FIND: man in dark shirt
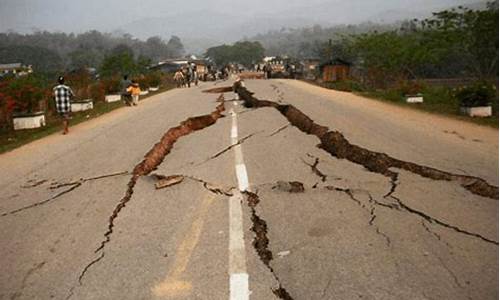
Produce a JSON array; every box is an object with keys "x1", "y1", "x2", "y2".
[
  {"x1": 121, "y1": 75, "x2": 133, "y2": 106},
  {"x1": 53, "y1": 76, "x2": 74, "y2": 135}
]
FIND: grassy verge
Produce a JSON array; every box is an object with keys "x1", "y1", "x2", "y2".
[
  {"x1": 357, "y1": 85, "x2": 498, "y2": 128},
  {"x1": 310, "y1": 80, "x2": 498, "y2": 128},
  {"x1": 0, "y1": 85, "x2": 174, "y2": 154}
]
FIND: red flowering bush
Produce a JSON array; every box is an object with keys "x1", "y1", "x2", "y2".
[
  {"x1": 145, "y1": 71, "x2": 162, "y2": 88},
  {"x1": 89, "y1": 83, "x2": 105, "y2": 102},
  {"x1": 0, "y1": 75, "x2": 51, "y2": 129},
  {"x1": 0, "y1": 81, "x2": 16, "y2": 128},
  {"x1": 66, "y1": 69, "x2": 93, "y2": 100},
  {"x1": 399, "y1": 80, "x2": 424, "y2": 96},
  {"x1": 100, "y1": 76, "x2": 121, "y2": 94},
  {"x1": 133, "y1": 75, "x2": 150, "y2": 89},
  {"x1": 1, "y1": 76, "x2": 48, "y2": 114}
]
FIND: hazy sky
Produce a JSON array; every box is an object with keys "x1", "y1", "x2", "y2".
[{"x1": 0, "y1": 0, "x2": 480, "y2": 37}]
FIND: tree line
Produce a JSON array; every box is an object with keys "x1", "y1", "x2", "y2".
[
  {"x1": 0, "y1": 31, "x2": 186, "y2": 75},
  {"x1": 250, "y1": 2, "x2": 498, "y2": 85},
  {"x1": 251, "y1": 22, "x2": 399, "y2": 59},
  {"x1": 205, "y1": 41, "x2": 265, "y2": 67}
]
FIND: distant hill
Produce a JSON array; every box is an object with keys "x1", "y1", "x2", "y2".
[
  {"x1": 115, "y1": 0, "x2": 489, "y2": 54},
  {"x1": 117, "y1": 10, "x2": 324, "y2": 54},
  {"x1": 248, "y1": 0, "x2": 493, "y2": 57},
  {"x1": 367, "y1": 0, "x2": 490, "y2": 23}
]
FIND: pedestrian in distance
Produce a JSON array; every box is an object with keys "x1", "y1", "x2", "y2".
[
  {"x1": 173, "y1": 70, "x2": 184, "y2": 88},
  {"x1": 184, "y1": 68, "x2": 192, "y2": 88},
  {"x1": 266, "y1": 64, "x2": 272, "y2": 80},
  {"x1": 127, "y1": 80, "x2": 141, "y2": 106},
  {"x1": 181, "y1": 68, "x2": 187, "y2": 87},
  {"x1": 193, "y1": 69, "x2": 199, "y2": 86},
  {"x1": 120, "y1": 75, "x2": 133, "y2": 106},
  {"x1": 53, "y1": 76, "x2": 74, "y2": 135}
]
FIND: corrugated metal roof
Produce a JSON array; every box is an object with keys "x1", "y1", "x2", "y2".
[{"x1": 0, "y1": 63, "x2": 22, "y2": 70}]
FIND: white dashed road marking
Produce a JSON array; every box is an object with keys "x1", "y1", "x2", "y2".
[{"x1": 229, "y1": 105, "x2": 250, "y2": 300}]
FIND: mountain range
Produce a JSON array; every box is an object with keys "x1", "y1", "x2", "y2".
[{"x1": 115, "y1": 0, "x2": 487, "y2": 53}]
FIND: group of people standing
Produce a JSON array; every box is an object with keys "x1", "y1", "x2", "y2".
[{"x1": 173, "y1": 64, "x2": 199, "y2": 88}]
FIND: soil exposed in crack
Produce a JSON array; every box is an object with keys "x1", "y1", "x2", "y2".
[
  {"x1": 244, "y1": 191, "x2": 294, "y2": 299},
  {"x1": 302, "y1": 154, "x2": 327, "y2": 183},
  {"x1": 151, "y1": 173, "x2": 235, "y2": 196},
  {"x1": 76, "y1": 100, "x2": 226, "y2": 287},
  {"x1": 273, "y1": 181, "x2": 305, "y2": 193},
  {"x1": 232, "y1": 83, "x2": 498, "y2": 200}
]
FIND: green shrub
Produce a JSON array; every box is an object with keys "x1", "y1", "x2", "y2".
[
  {"x1": 399, "y1": 81, "x2": 424, "y2": 96},
  {"x1": 146, "y1": 71, "x2": 162, "y2": 87},
  {"x1": 453, "y1": 81, "x2": 497, "y2": 107}
]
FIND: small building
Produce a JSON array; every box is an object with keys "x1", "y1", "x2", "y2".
[
  {"x1": 302, "y1": 58, "x2": 320, "y2": 73},
  {"x1": 190, "y1": 59, "x2": 208, "y2": 75},
  {"x1": 0, "y1": 63, "x2": 33, "y2": 77},
  {"x1": 149, "y1": 59, "x2": 188, "y2": 73},
  {"x1": 320, "y1": 59, "x2": 351, "y2": 82},
  {"x1": 301, "y1": 58, "x2": 320, "y2": 80}
]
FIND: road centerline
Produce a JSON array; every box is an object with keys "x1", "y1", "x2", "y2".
[{"x1": 229, "y1": 106, "x2": 250, "y2": 300}]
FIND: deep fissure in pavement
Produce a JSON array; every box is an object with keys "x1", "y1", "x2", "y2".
[
  {"x1": 76, "y1": 100, "x2": 226, "y2": 286},
  {"x1": 228, "y1": 83, "x2": 498, "y2": 244},
  {"x1": 228, "y1": 83, "x2": 498, "y2": 200},
  {"x1": 244, "y1": 191, "x2": 294, "y2": 300}
]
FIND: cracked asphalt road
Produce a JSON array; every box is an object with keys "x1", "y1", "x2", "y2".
[{"x1": 0, "y1": 79, "x2": 497, "y2": 300}]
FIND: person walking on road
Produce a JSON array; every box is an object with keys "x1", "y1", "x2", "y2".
[
  {"x1": 120, "y1": 75, "x2": 133, "y2": 105},
  {"x1": 193, "y1": 66, "x2": 199, "y2": 86},
  {"x1": 174, "y1": 70, "x2": 184, "y2": 88},
  {"x1": 265, "y1": 63, "x2": 272, "y2": 79},
  {"x1": 184, "y1": 67, "x2": 192, "y2": 88},
  {"x1": 127, "y1": 80, "x2": 141, "y2": 106},
  {"x1": 53, "y1": 76, "x2": 74, "y2": 135}
]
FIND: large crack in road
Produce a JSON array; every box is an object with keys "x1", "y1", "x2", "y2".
[
  {"x1": 221, "y1": 83, "x2": 498, "y2": 200},
  {"x1": 52, "y1": 83, "x2": 496, "y2": 298},
  {"x1": 203, "y1": 83, "x2": 498, "y2": 298},
  {"x1": 73, "y1": 99, "x2": 226, "y2": 291},
  {"x1": 244, "y1": 191, "x2": 294, "y2": 300},
  {"x1": 227, "y1": 83, "x2": 499, "y2": 246}
]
